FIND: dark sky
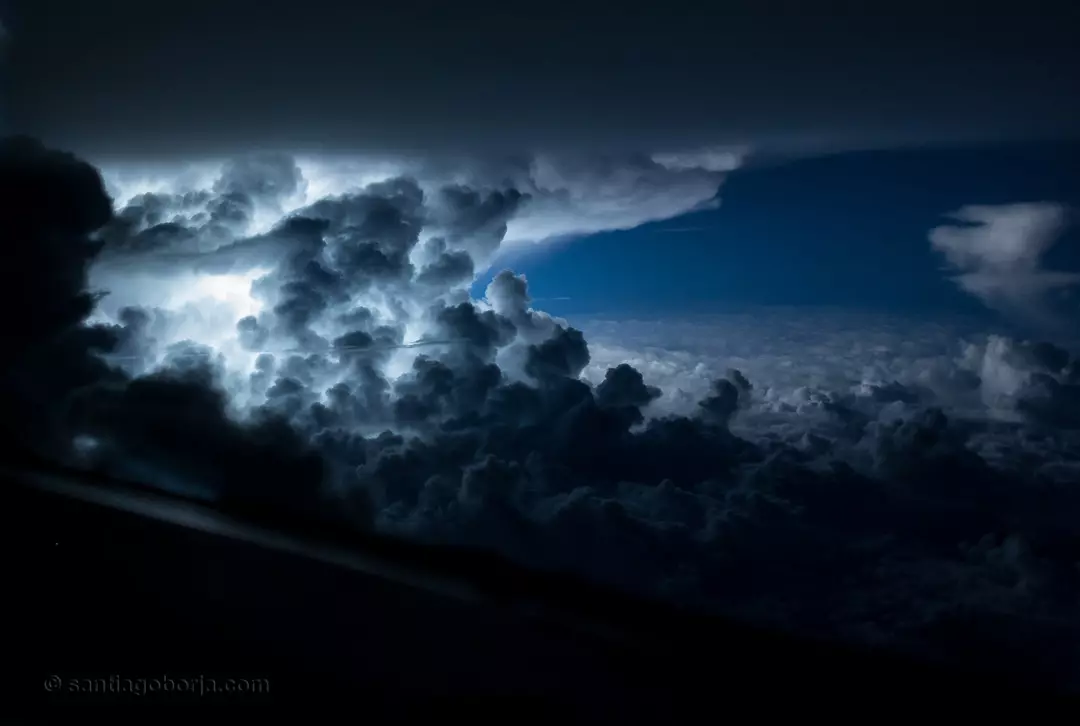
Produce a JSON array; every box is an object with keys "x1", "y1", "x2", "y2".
[{"x1": 5, "y1": 1, "x2": 1079, "y2": 161}]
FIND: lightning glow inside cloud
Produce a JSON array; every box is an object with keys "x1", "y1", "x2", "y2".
[{"x1": 89, "y1": 148, "x2": 744, "y2": 384}]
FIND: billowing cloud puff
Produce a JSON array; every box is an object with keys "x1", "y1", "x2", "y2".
[{"x1": 5, "y1": 139, "x2": 1080, "y2": 692}]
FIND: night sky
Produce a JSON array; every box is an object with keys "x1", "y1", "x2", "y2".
[
  {"x1": 7, "y1": 1, "x2": 1080, "y2": 159},
  {"x1": 487, "y1": 143, "x2": 1080, "y2": 320},
  {"x1": 4, "y1": 0, "x2": 1080, "y2": 698}
]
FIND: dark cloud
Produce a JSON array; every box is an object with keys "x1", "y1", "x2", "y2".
[
  {"x1": 433, "y1": 186, "x2": 528, "y2": 258},
  {"x1": 0, "y1": 136, "x2": 111, "y2": 346},
  {"x1": 595, "y1": 363, "x2": 661, "y2": 411},
  {"x1": 416, "y1": 247, "x2": 475, "y2": 288},
  {"x1": 1017, "y1": 374, "x2": 1080, "y2": 429},
  {"x1": 698, "y1": 375, "x2": 747, "y2": 427},
  {"x1": 71, "y1": 364, "x2": 325, "y2": 508},
  {"x1": 433, "y1": 302, "x2": 517, "y2": 362},
  {"x1": 524, "y1": 326, "x2": 590, "y2": 383},
  {"x1": 5, "y1": 139, "x2": 1080, "y2": 692},
  {"x1": 0, "y1": 136, "x2": 117, "y2": 458}
]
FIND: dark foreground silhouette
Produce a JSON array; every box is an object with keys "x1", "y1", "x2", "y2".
[{"x1": 2, "y1": 456, "x2": 1076, "y2": 722}]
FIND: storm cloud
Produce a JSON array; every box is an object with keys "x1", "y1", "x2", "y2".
[{"x1": 4, "y1": 139, "x2": 1080, "y2": 692}]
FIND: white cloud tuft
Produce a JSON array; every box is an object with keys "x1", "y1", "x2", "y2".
[{"x1": 929, "y1": 202, "x2": 1079, "y2": 323}]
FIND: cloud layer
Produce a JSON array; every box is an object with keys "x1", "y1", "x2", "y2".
[{"x1": 4, "y1": 138, "x2": 1080, "y2": 691}]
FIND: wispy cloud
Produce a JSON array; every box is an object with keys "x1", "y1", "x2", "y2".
[{"x1": 929, "y1": 202, "x2": 1079, "y2": 329}]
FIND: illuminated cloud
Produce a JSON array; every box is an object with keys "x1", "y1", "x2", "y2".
[
  {"x1": 100, "y1": 148, "x2": 744, "y2": 250},
  {"x1": 929, "y1": 202, "x2": 1079, "y2": 326}
]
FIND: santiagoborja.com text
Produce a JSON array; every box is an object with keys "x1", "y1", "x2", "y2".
[{"x1": 44, "y1": 673, "x2": 270, "y2": 697}]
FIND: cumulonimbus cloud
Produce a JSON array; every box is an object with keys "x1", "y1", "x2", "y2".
[{"x1": 6, "y1": 137, "x2": 1080, "y2": 689}]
